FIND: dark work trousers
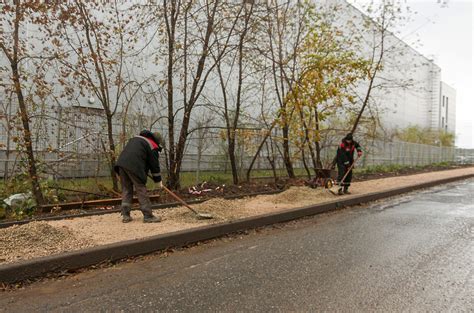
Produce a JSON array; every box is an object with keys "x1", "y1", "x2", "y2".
[
  {"x1": 118, "y1": 167, "x2": 153, "y2": 217},
  {"x1": 337, "y1": 164, "x2": 353, "y2": 188}
]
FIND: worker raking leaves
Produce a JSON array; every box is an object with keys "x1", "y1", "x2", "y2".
[
  {"x1": 333, "y1": 133, "x2": 363, "y2": 195},
  {"x1": 114, "y1": 130, "x2": 165, "y2": 223}
]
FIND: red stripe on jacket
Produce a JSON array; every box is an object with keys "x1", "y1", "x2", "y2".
[
  {"x1": 340, "y1": 142, "x2": 355, "y2": 153},
  {"x1": 145, "y1": 137, "x2": 158, "y2": 150}
]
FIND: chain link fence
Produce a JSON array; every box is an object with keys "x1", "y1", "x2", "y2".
[
  {"x1": 2, "y1": 105, "x2": 472, "y2": 180},
  {"x1": 1, "y1": 138, "x2": 473, "y2": 180}
]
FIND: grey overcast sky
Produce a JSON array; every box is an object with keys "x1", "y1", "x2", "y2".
[{"x1": 350, "y1": 0, "x2": 473, "y2": 148}]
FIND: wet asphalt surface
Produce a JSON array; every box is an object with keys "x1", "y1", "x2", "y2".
[{"x1": 1, "y1": 179, "x2": 473, "y2": 312}]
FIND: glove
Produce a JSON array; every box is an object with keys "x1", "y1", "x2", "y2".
[{"x1": 357, "y1": 151, "x2": 362, "y2": 157}]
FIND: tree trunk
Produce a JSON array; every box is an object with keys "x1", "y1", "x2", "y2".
[
  {"x1": 105, "y1": 113, "x2": 118, "y2": 191},
  {"x1": 281, "y1": 125, "x2": 295, "y2": 178},
  {"x1": 4, "y1": 101, "x2": 12, "y2": 182},
  {"x1": 314, "y1": 141, "x2": 323, "y2": 169},
  {"x1": 266, "y1": 8, "x2": 295, "y2": 180},
  {"x1": 246, "y1": 122, "x2": 277, "y2": 182},
  {"x1": 300, "y1": 146, "x2": 311, "y2": 179},
  {"x1": 166, "y1": 0, "x2": 218, "y2": 190},
  {"x1": 2, "y1": 1, "x2": 45, "y2": 205},
  {"x1": 265, "y1": 140, "x2": 278, "y2": 183},
  {"x1": 164, "y1": 0, "x2": 177, "y2": 189},
  {"x1": 167, "y1": 159, "x2": 181, "y2": 190},
  {"x1": 4, "y1": 137, "x2": 10, "y2": 182},
  {"x1": 352, "y1": 33, "x2": 384, "y2": 134},
  {"x1": 227, "y1": 3, "x2": 252, "y2": 185},
  {"x1": 228, "y1": 136, "x2": 239, "y2": 185},
  {"x1": 298, "y1": 107, "x2": 318, "y2": 174},
  {"x1": 218, "y1": 57, "x2": 239, "y2": 184},
  {"x1": 195, "y1": 140, "x2": 202, "y2": 184},
  {"x1": 11, "y1": 62, "x2": 45, "y2": 205},
  {"x1": 246, "y1": 137, "x2": 267, "y2": 182},
  {"x1": 306, "y1": 140, "x2": 318, "y2": 175},
  {"x1": 314, "y1": 108, "x2": 323, "y2": 168}
]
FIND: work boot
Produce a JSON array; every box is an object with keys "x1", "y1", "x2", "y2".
[
  {"x1": 122, "y1": 212, "x2": 132, "y2": 223},
  {"x1": 343, "y1": 187, "x2": 351, "y2": 194},
  {"x1": 143, "y1": 215, "x2": 162, "y2": 223},
  {"x1": 337, "y1": 188, "x2": 344, "y2": 195}
]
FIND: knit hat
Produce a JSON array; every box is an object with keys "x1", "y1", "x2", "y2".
[
  {"x1": 140, "y1": 130, "x2": 165, "y2": 150},
  {"x1": 152, "y1": 132, "x2": 165, "y2": 148},
  {"x1": 344, "y1": 133, "x2": 353, "y2": 141}
]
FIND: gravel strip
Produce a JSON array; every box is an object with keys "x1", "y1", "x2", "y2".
[
  {"x1": 1, "y1": 167, "x2": 473, "y2": 264},
  {"x1": 0, "y1": 222, "x2": 94, "y2": 264}
]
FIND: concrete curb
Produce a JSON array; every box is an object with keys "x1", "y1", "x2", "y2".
[{"x1": 1, "y1": 173, "x2": 472, "y2": 284}]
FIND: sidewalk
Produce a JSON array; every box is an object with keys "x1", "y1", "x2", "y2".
[{"x1": 1, "y1": 167, "x2": 473, "y2": 265}]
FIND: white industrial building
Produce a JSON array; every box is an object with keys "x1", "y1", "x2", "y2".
[
  {"x1": 374, "y1": 54, "x2": 456, "y2": 135},
  {"x1": 0, "y1": 0, "x2": 458, "y2": 178},
  {"x1": 329, "y1": 0, "x2": 456, "y2": 135},
  {"x1": 439, "y1": 82, "x2": 456, "y2": 133}
]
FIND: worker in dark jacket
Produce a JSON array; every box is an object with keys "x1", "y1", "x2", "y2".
[
  {"x1": 334, "y1": 133, "x2": 362, "y2": 195},
  {"x1": 114, "y1": 130, "x2": 165, "y2": 223}
]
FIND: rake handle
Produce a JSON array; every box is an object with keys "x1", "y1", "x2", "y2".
[
  {"x1": 146, "y1": 173, "x2": 199, "y2": 215},
  {"x1": 161, "y1": 185, "x2": 199, "y2": 215},
  {"x1": 339, "y1": 155, "x2": 361, "y2": 186}
]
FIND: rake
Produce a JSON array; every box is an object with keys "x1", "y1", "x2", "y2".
[
  {"x1": 161, "y1": 185, "x2": 214, "y2": 220},
  {"x1": 329, "y1": 155, "x2": 361, "y2": 195}
]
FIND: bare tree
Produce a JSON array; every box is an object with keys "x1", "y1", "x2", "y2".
[
  {"x1": 0, "y1": 91, "x2": 16, "y2": 181},
  {"x1": 53, "y1": 1, "x2": 145, "y2": 191},
  {"x1": 0, "y1": 1, "x2": 59, "y2": 205},
  {"x1": 212, "y1": 2, "x2": 256, "y2": 184},
  {"x1": 158, "y1": 0, "x2": 241, "y2": 189},
  {"x1": 350, "y1": 1, "x2": 415, "y2": 134},
  {"x1": 259, "y1": 0, "x2": 310, "y2": 178},
  {"x1": 243, "y1": 1, "x2": 311, "y2": 181}
]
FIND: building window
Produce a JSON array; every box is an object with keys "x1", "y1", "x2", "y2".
[
  {"x1": 442, "y1": 117, "x2": 445, "y2": 128},
  {"x1": 442, "y1": 95, "x2": 445, "y2": 107},
  {"x1": 446, "y1": 100, "x2": 449, "y2": 121}
]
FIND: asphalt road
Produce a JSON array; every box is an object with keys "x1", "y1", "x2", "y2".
[{"x1": 1, "y1": 179, "x2": 473, "y2": 312}]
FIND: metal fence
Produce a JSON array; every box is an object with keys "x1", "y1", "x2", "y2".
[
  {"x1": 1, "y1": 139, "x2": 473, "y2": 180},
  {"x1": 357, "y1": 140, "x2": 458, "y2": 167}
]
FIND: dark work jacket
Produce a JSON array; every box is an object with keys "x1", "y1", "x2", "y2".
[
  {"x1": 114, "y1": 136, "x2": 162, "y2": 184},
  {"x1": 335, "y1": 140, "x2": 362, "y2": 168}
]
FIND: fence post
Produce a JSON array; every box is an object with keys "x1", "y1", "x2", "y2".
[{"x1": 389, "y1": 142, "x2": 393, "y2": 165}]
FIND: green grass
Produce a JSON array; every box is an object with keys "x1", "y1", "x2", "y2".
[
  {"x1": 353, "y1": 161, "x2": 457, "y2": 175},
  {"x1": 0, "y1": 169, "x2": 285, "y2": 199},
  {"x1": 354, "y1": 164, "x2": 406, "y2": 175},
  {"x1": 178, "y1": 168, "x2": 309, "y2": 187}
]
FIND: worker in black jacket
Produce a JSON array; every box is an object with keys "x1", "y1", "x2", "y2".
[
  {"x1": 334, "y1": 133, "x2": 362, "y2": 195},
  {"x1": 114, "y1": 130, "x2": 164, "y2": 223}
]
